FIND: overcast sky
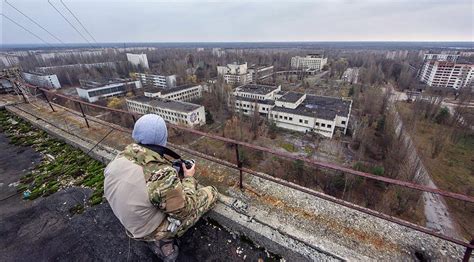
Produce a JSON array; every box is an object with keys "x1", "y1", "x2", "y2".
[{"x1": 1, "y1": 0, "x2": 473, "y2": 44}]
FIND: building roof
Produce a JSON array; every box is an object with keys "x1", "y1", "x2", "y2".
[
  {"x1": 78, "y1": 78, "x2": 134, "y2": 90},
  {"x1": 277, "y1": 92, "x2": 305, "y2": 103},
  {"x1": 234, "y1": 96, "x2": 275, "y2": 105},
  {"x1": 272, "y1": 95, "x2": 351, "y2": 121},
  {"x1": 127, "y1": 96, "x2": 201, "y2": 113},
  {"x1": 161, "y1": 84, "x2": 200, "y2": 95},
  {"x1": 142, "y1": 84, "x2": 200, "y2": 96},
  {"x1": 235, "y1": 84, "x2": 278, "y2": 95}
]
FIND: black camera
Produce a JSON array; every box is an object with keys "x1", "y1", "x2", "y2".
[{"x1": 172, "y1": 159, "x2": 195, "y2": 178}]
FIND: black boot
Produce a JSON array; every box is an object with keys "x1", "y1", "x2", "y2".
[{"x1": 148, "y1": 238, "x2": 179, "y2": 262}]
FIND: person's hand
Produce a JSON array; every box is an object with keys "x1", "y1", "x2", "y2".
[{"x1": 182, "y1": 162, "x2": 195, "y2": 178}]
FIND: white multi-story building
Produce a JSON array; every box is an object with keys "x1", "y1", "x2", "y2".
[
  {"x1": 248, "y1": 65, "x2": 274, "y2": 83},
  {"x1": 217, "y1": 62, "x2": 252, "y2": 85},
  {"x1": 76, "y1": 78, "x2": 141, "y2": 102},
  {"x1": 133, "y1": 72, "x2": 177, "y2": 88},
  {"x1": 22, "y1": 72, "x2": 61, "y2": 89},
  {"x1": 423, "y1": 53, "x2": 460, "y2": 62},
  {"x1": 291, "y1": 54, "x2": 328, "y2": 71},
  {"x1": 233, "y1": 85, "x2": 352, "y2": 138},
  {"x1": 126, "y1": 96, "x2": 205, "y2": 127},
  {"x1": 141, "y1": 84, "x2": 203, "y2": 102},
  {"x1": 126, "y1": 53, "x2": 149, "y2": 69},
  {"x1": 419, "y1": 61, "x2": 473, "y2": 90}
]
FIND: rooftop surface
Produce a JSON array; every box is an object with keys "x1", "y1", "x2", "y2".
[
  {"x1": 79, "y1": 78, "x2": 134, "y2": 90},
  {"x1": 277, "y1": 91, "x2": 305, "y2": 103},
  {"x1": 234, "y1": 96, "x2": 275, "y2": 105},
  {"x1": 272, "y1": 95, "x2": 352, "y2": 120},
  {"x1": 142, "y1": 84, "x2": 200, "y2": 95},
  {"x1": 127, "y1": 95, "x2": 201, "y2": 112},
  {"x1": 0, "y1": 132, "x2": 278, "y2": 262},
  {"x1": 235, "y1": 84, "x2": 279, "y2": 95}
]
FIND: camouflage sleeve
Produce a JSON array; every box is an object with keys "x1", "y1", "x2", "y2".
[{"x1": 147, "y1": 169, "x2": 200, "y2": 221}]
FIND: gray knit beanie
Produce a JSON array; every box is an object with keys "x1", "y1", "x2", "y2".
[{"x1": 132, "y1": 114, "x2": 168, "y2": 147}]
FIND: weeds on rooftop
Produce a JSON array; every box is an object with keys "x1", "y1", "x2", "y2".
[{"x1": 0, "y1": 109, "x2": 105, "y2": 206}]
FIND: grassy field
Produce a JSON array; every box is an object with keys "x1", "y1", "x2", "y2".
[{"x1": 397, "y1": 102, "x2": 474, "y2": 238}]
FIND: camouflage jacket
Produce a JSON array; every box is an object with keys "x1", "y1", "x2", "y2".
[{"x1": 119, "y1": 143, "x2": 198, "y2": 221}]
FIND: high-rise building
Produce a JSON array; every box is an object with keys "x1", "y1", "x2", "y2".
[
  {"x1": 419, "y1": 61, "x2": 473, "y2": 90},
  {"x1": 290, "y1": 54, "x2": 328, "y2": 71},
  {"x1": 126, "y1": 53, "x2": 149, "y2": 69},
  {"x1": 22, "y1": 72, "x2": 61, "y2": 89}
]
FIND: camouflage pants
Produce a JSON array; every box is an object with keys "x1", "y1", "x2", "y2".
[{"x1": 151, "y1": 186, "x2": 218, "y2": 240}]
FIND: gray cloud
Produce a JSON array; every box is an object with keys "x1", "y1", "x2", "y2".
[{"x1": 1, "y1": 0, "x2": 473, "y2": 44}]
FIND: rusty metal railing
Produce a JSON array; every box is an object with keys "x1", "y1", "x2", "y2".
[{"x1": 16, "y1": 84, "x2": 474, "y2": 260}]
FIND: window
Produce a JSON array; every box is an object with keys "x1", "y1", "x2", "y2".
[
  {"x1": 327, "y1": 125, "x2": 332, "y2": 128},
  {"x1": 299, "y1": 119, "x2": 302, "y2": 123},
  {"x1": 321, "y1": 123, "x2": 326, "y2": 127},
  {"x1": 304, "y1": 120, "x2": 308, "y2": 124},
  {"x1": 315, "y1": 122, "x2": 319, "y2": 126},
  {"x1": 341, "y1": 121, "x2": 346, "y2": 125},
  {"x1": 289, "y1": 117, "x2": 293, "y2": 121},
  {"x1": 284, "y1": 116, "x2": 288, "y2": 120}
]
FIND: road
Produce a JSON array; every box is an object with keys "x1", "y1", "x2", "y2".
[{"x1": 388, "y1": 87, "x2": 461, "y2": 239}]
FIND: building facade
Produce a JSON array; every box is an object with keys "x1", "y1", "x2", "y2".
[
  {"x1": 423, "y1": 53, "x2": 460, "y2": 62},
  {"x1": 22, "y1": 72, "x2": 61, "y2": 89},
  {"x1": 419, "y1": 61, "x2": 473, "y2": 90},
  {"x1": 126, "y1": 96, "x2": 205, "y2": 127},
  {"x1": 141, "y1": 84, "x2": 203, "y2": 102},
  {"x1": 290, "y1": 54, "x2": 328, "y2": 71},
  {"x1": 233, "y1": 85, "x2": 351, "y2": 138},
  {"x1": 248, "y1": 65, "x2": 274, "y2": 83},
  {"x1": 133, "y1": 72, "x2": 177, "y2": 88},
  {"x1": 76, "y1": 79, "x2": 141, "y2": 102},
  {"x1": 126, "y1": 53, "x2": 149, "y2": 69},
  {"x1": 217, "y1": 62, "x2": 252, "y2": 85}
]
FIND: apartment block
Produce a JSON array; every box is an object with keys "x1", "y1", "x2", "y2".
[
  {"x1": 22, "y1": 71, "x2": 61, "y2": 89},
  {"x1": 126, "y1": 53, "x2": 149, "y2": 69},
  {"x1": 419, "y1": 61, "x2": 473, "y2": 90},
  {"x1": 76, "y1": 78, "x2": 141, "y2": 102},
  {"x1": 248, "y1": 65, "x2": 274, "y2": 83},
  {"x1": 290, "y1": 54, "x2": 328, "y2": 71},
  {"x1": 133, "y1": 72, "x2": 177, "y2": 88},
  {"x1": 217, "y1": 62, "x2": 252, "y2": 85}
]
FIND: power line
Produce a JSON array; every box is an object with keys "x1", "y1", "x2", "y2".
[
  {"x1": 1, "y1": 13, "x2": 52, "y2": 46},
  {"x1": 47, "y1": 0, "x2": 93, "y2": 47},
  {"x1": 59, "y1": 0, "x2": 97, "y2": 44},
  {"x1": 4, "y1": 0, "x2": 65, "y2": 44}
]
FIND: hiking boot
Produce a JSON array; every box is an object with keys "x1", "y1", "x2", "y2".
[{"x1": 148, "y1": 238, "x2": 179, "y2": 262}]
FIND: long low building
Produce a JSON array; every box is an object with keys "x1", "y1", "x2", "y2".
[
  {"x1": 76, "y1": 78, "x2": 141, "y2": 102},
  {"x1": 126, "y1": 96, "x2": 205, "y2": 127},
  {"x1": 141, "y1": 84, "x2": 203, "y2": 102},
  {"x1": 233, "y1": 84, "x2": 351, "y2": 138}
]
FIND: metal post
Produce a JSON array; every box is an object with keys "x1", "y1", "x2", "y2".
[
  {"x1": 131, "y1": 114, "x2": 136, "y2": 124},
  {"x1": 234, "y1": 143, "x2": 243, "y2": 190},
  {"x1": 78, "y1": 102, "x2": 90, "y2": 128},
  {"x1": 41, "y1": 89, "x2": 55, "y2": 112},
  {"x1": 462, "y1": 237, "x2": 474, "y2": 262}
]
